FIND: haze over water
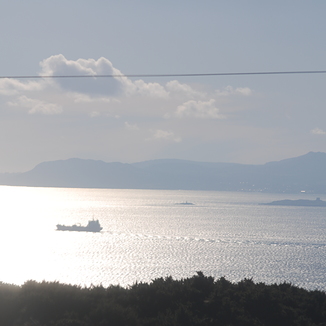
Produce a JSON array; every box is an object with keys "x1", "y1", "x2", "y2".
[{"x1": 1, "y1": 185, "x2": 325, "y2": 291}]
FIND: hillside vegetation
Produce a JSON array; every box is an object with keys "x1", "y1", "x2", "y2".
[{"x1": 1, "y1": 272, "x2": 326, "y2": 325}]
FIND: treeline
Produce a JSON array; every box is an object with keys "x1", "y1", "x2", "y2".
[{"x1": 1, "y1": 272, "x2": 326, "y2": 326}]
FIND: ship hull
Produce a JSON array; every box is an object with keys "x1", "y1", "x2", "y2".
[
  {"x1": 56, "y1": 225, "x2": 102, "y2": 232},
  {"x1": 56, "y1": 220, "x2": 103, "y2": 232}
]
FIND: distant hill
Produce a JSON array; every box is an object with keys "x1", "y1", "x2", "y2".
[{"x1": 0, "y1": 152, "x2": 326, "y2": 193}]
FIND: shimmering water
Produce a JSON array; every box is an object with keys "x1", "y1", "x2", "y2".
[{"x1": 0, "y1": 186, "x2": 325, "y2": 290}]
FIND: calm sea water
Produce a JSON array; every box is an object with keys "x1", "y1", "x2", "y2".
[{"x1": 0, "y1": 186, "x2": 325, "y2": 291}]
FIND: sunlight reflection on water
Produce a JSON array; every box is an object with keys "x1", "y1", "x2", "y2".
[{"x1": 0, "y1": 186, "x2": 325, "y2": 290}]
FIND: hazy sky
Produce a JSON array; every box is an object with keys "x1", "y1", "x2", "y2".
[{"x1": 1, "y1": 1, "x2": 326, "y2": 172}]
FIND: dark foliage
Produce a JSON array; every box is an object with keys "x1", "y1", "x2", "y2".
[{"x1": 0, "y1": 273, "x2": 325, "y2": 326}]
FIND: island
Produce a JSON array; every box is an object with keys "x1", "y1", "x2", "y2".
[{"x1": 261, "y1": 197, "x2": 326, "y2": 207}]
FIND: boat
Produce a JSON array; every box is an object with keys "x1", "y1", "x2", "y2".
[
  {"x1": 175, "y1": 201, "x2": 194, "y2": 205},
  {"x1": 261, "y1": 197, "x2": 326, "y2": 207},
  {"x1": 56, "y1": 219, "x2": 103, "y2": 232}
]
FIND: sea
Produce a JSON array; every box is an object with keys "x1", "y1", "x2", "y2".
[{"x1": 1, "y1": 185, "x2": 325, "y2": 291}]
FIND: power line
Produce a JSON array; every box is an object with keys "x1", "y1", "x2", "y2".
[{"x1": 1, "y1": 70, "x2": 326, "y2": 79}]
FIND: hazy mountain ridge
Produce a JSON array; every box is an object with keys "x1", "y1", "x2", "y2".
[{"x1": 0, "y1": 152, "x2": 325, "y2": 193}]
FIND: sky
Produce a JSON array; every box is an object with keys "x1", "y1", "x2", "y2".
[{"x1": 1, "y1": 0, "x2": 326, "y2": 172}]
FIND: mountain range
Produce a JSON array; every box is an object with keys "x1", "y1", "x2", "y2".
[{"x1": 0, "y1": 151, "x2": 325, "y2": 193}]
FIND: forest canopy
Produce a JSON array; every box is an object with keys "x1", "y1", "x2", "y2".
[{"x1": 1, "y1": 272, "x2": 326, "y2": 326}]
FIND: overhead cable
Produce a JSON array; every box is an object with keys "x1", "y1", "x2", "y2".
[{"x1": 1, "y1": 70, "x2": 326, "y2": 79}]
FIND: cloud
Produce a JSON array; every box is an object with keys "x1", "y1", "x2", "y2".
[
  {"x1": 38, "y1": 54, "x2": 172, "y2": 99},
  {"x1": 39, "y1": 54, "x2": 132, "y2": 96},
  {"x1": 7, "y1": 95, "x2": 62, "y2": 115},
  {"x1": 72, "y1": 93, "x2": 112, "y2": 103},
  {"x1": 125, "y1": 122, "x2": 139, "y2": 131},
  {"x1": 175, "y1": 99, "x2": 225, "y2": 119},
  {"x1": 133, "y1": 80, "x2": 169, "y2": 98},
  {"x1": 166, "y1": 80, "x2": 205, "y2": 98},
  {"x1": 0, "y1": 55, "x2": 253, "y2": 123},
  {"x1": 236, "y1": 87, "x2": 252, "y2": 96},
  {"x1": 311, "y1": 127, "x2": 326, "y2": 135},
  {"x1": 151, "y1": 129, "x2": 182, "y2": 142},
  {"x1": 216, "y1": 85, "x2": 252, "y2": 97},
  {"x1": 0, "y1": 79, "x2": 44, "y2": 96},
  {"x1": 89, "y1": 111, "x2": 100, "y2": 117}
]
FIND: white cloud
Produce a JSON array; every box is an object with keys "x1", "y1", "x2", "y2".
[
  {"x1": 72, "y1": 93, "x2": 111, "y2": 103},
  {"x1": 311, "y1": 127, "x2": 326, "y2": 135},
  {"x1": 38, "y1": 54, "x2": 172, "y2": 99},
  {"x1": 39, "y1": 54, "x2": 132, "y2": 96},
  {"x1": 236, "y1": 87, "x2": 252, "y2": 96},
  {"x1": 0, "y1": 78, "x2": 45, "y2": 96},
  {"x1": 151, "y1": 129, "x2": 182, "y2": 142},
  {"x1": 125, "y1": 122, "x2": 139, "y2": 131},
  {"x1": 216, "y1": 85, "x2": 252, "y2": 96},
  {"x1": 133, "y1": 80, "x2": 169, "y2": 98},
  {"x1": 175, "y1": 99, "x2": 225, "y2": 119},
  {"x1": 7, "y1": 95, "x2": 62, "y2": 115},
  {"x1": 165, "y1": 80, "x2": 205, "y2": 98},
  {"x1": 90, "y1": 111, "x2": 100, "y2": 117},
  {"x1": 0, "y1": 55, "x2": 253, "y2": 123}
]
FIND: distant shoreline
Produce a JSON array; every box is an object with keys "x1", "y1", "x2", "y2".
[
  {"x1": 261, "y1": 197, "x2": 326, "y2": 207},
  {"x1": 0, "y1": 151, "x2": 326, "y2": 193}
]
